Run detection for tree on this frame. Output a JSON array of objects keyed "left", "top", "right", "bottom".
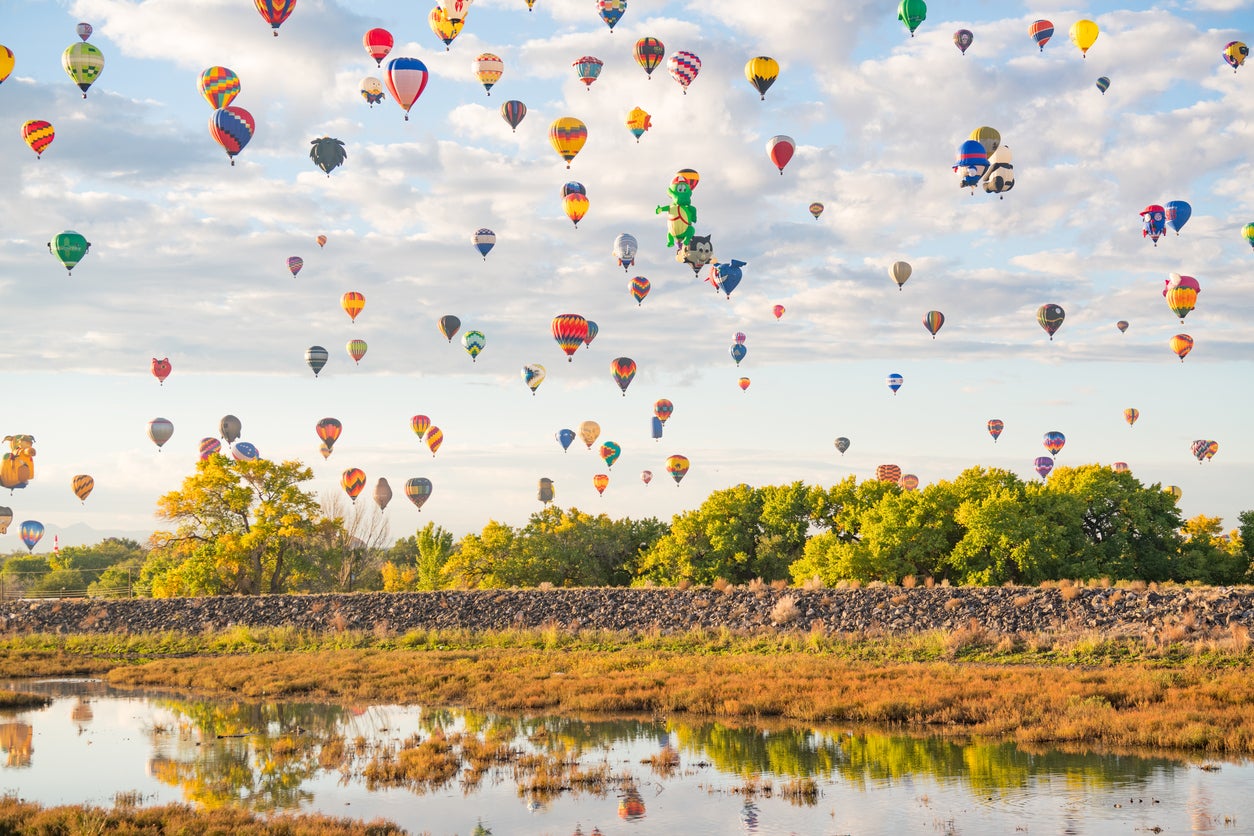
[
  {"left": 143, "top": 457, "right": 324, "bottom": 596},
  {"left": 305, "top": 493, "right": 391, "bottom": 592},
  {"left": 637, "top": 484, "right": 763, "bottom": 585},
  {"left": 382, "top": 522, "right": 456, "bottom": 591},
  {"left": 1176, "top": 514, "right": 1249, "bottom": 584}
]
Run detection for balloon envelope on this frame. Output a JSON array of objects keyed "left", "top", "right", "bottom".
[
  {"left": 19, "top": 520, "right": 44, "bottom": 552},
  {"left": 374, "top": 478, "right": 393, "bottom": 510},
  {"left": 744, "top": 56, "right": 779, "bottom": 99},
  {"left": 147, "top": 418, "right": 174, "bottom": 449},
  {"left": 199, "top": 66, "right": 240, "bottom": 109},
  {"left": 405, "top": 477, "right": 433, "bottom": 509},
  {"left": 62, "top": 42, "right": 104, "bottom": 96},
  {"left": 766, "top": 135, "right": 795, "bottom": 173},
  {"left": 384, "top": 57, "right": 430, "bottom": 120}
]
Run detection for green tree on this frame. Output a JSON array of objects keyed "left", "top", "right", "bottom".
[
  {"left": 142, "top": 457, "right": 324, "bottom": 596},
  {"left": 1176, "top": 514, "right": 1249, "bottom": 584},
  {"left": 444, "top": 520, "right": 519, "bottom": 588},
  {"left": 382, "top": 522, "right": 457, "bottom": 591},
  {"left": 637, "top": 484, "right": 764, "bottom": 585}
]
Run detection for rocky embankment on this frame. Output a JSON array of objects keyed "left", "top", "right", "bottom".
[{"left": 1, "top": 585, "right": 1251, "bottom": 639}]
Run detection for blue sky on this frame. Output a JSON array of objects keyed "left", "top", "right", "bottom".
[{"left": 1, "top": 0, "right": 1252, "bottom": 548}]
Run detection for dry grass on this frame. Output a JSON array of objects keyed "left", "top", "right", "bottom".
[
  {"left": 676, "top": 579, "right": 692, "bottom": 591},
  {"left": 747, "top": 578, "right": 767, "bottom": 597},
  {"left": 1013, "top": 595, "right": 1032, "bottom": 608},
  {"left": 771, "top": 579, "right": 790, "bottom": 591},
  {"left": 780, "top": 777, "right": 820, "bottom": 806},
  {"left": 890, "top": 594, "right": 908, "bottom": 606},
  {"left": 901, "top": 575, "right": 918, "bottom": 589},
  {"left": 944, "top": 598, "right": 963, "bottom": 612},
  {"left": 644, "top": 745, "right": 680, "bottom": 777},
  {"left": 712, "top": 577, "right": 731, "bottom": 593},
  {"left": 770, "top": 595, "right": 800, "bottom": 625},
  {"left": 1059, "top": 580, "right": 1081, "bottom": 601}
]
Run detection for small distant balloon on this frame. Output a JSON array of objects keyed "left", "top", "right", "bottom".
[
  {"left": 889, "top": 261, "right": 911, "bottom": 290},
  {"left": 1043, "top": 431, "right": 1066, "bottom": 457},
  {"left": 1170, "top": 333, "right": 1193, "bottom": 362},
  {"left": 556, "top": 428, "right": 576, "bottom": 451},
  {"left": 1037, "top": 304, "right": 1065, "bottom": 340},
  {"left": 1116, "top": 320, "right": 1129, "bottom": 333},
  {"left": 922, "top": 310, "right": 944, "bottom": 338},
  {"left": 1096, "top": 76, "right": 1110, "bottom": 94},
  {"left": 808, "top": 202, "right": 824, "bottom": 220},
  {"left": 1033, "top": 456, "right": 1054, "bottom": 480},
  {"left": 306, "top": 345, "right": 329, "bottom": 377},
  {"left": 76, "top": 22, "right": 93, "bottom": 41},
  {"left": 287, "top": 256, "right": 303, "bottom": 277},
  {"left": 147, "top": 418, "right": 173, "bottom": 450},
  {"left": 199, "top": 438, "right": 222, "bottom": 460},
  {"left": 834, "top": 437, "right": 850, "bottom": 455},
  {"left": 666, "top": 454, "right": 689, "bottom": 485},
  {"left": 374, "top": 478, "right": 393, "bottom": 510},
  {"left": 766, "top": 135, "right": 795, "bottom": 174},
  {"left": 953, "top": 29, "right": 973, "bottom": 54},
  {"left": 593, "top": 473, "right": 610, "bottom": 496},
  {"left": 1124, "top": 408, "right": 1139, "bottom": 427},
  {"left": 738, "top": 377, "right": 750, "bottom": 392},
  {"left": 439, "top": 314, "right": 461, "bottom": 342},
  {"left": 744, "top": 56, "right": 778, "bottom": 100},
  {"left": 988, "top": 419, "right": 1004, "bottom": 442},
  {"left": 887, "top": 373, "right": 903, "bottom": 394}
]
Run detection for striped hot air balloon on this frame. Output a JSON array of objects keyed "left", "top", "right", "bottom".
[
  {"left": 255, "top": 0, "right": 296, "bottom": 36},
  {"left": 341, "top": 468, "right": 366, "bottom": 502},
  {"left": 198, "top": 66, "right": 240, "bottom": 109},
  {"left": 209, "top": 106, "right": 254, "bottom": 165},
  {"left": 342, "top": 291, "right": 365, "bottom": 322},
  {"left": 71, "top": 475, "right": 94, "bottom": 503},
  {"left": 21, "top": 120, "right": 55, "bottom": 158},
  {"left": 634, "top": 37, "right": 665, "bottom": 78},
  {"left": 405, "top": 477, "right": 433, "bottom": 510},
  {"left": 610, "top": 357, "right": 636, "bottom": 396},
  {"left": 384, "top": 57, "right": 429, "bottom": 121},
  {"left": 552, "top": 314, "right": 589, "bottom": 361},
  {"left": 630, "top": 276, "right": 650, "bottom": 305}
]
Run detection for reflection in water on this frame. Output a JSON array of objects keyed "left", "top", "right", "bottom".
[{"left": 0, "top": 722, "right": 32, "bottom": 767}]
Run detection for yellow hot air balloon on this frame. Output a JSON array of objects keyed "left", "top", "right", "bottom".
[
  {"left": 625, "top": 106, "right": 652, "bottom": 142},
  {"left": 0, "top": 45, "right": 14, "bottom": 85},
  {"left": 744, "top": 56, "right": 779, "bottom": 100},
  {"left": 579, "top": 420, "right": 601, "bottom": 449},
  {"left": 968, "top": 126, "right": 1000, "bottom": 157},
  {"left": 563, "top": 192, "right": 589, "bottom": 227},
  {"left": 1069, "top": 20, "right": 1099, "bottom": 58},
  {"left": 473, "top": 53, "right": 503, "bottom": 95},
  {"left": 428, "top": 7, "right": 464, "bottom": 50},
  {"left": 342, "top": 291, "right": 365, "bottom": 322},
  {"left": 548, "top": 117, "right": 588, "bottom": 169},
  {"left": 71, "top": 474, "right": 94, "bottom": 503}
]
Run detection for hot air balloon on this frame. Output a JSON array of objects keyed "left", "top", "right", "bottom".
[
  {"left": 287, "top": 256, "right": 303, "bottom": 277},
  {"left": 579, "top": 420, "right": 601, "bottom": 449},
  {"left": 899, "top": 474, "right": 920, "bottom": 492},
  {"left": 209, "top": 106, "right": 254, "bottom": 165},
  {"left": 613, "top": 233, "right": 638, "bottom": 269},
  {"left": 773, "top": 304, "right": 786, "bottom": 320},
  {"left": 887, "top": 373, "right": 903, "bottom": 394},
  {"left": 593, "top": 474, "right": 610, "bottom": 496},
  {"left": 954, "top": 140, "right": 989, "bottom": 191},
  {"left": 346, "top": 339, "right": 367, "bottom": 364},
  {"left": 556, "top": 428, "right": 576, "bottom": 451},
  {"left": 897, "top": 0, "right": 926, "bottom": 36},
  {"left": 982, "top": 145, "right": 1014, "bottom": 198},
  {"left": 1123, "top": 408, "right": 1139, "bottom": 427},
  {"left": 1043, "top": 431, "right": 1065, "bottom": 457},
  {"left": 552, "top": 314, "right": 590, "bottom": 361},
  {"left": 1029, "top": 20, "right": 1054, "bottom": 52},
  {"left": 471, "top": 228, "right": 496, "bottom": 260},
  {"left": 151, "top": 357, "right": 171, "bottom": 385},
  {"left": 220, "top": 415, "right": 242, "bottom": 443},
  {"left": 76, "top": 23, "right": 93, "bottom": 41},
  {"left": 585, "top": 320, "right": 599, "bottom": 347},
  {"left": 626, "top": 106, "right": 652, "bottom": 141},
  {"left": 766, "top": 135, "right": 795, "bottom": 174},
  {"left": 500, "top": 100, "right": 526, "bottom": 132},
  {"left": 1037, "top": 304, "right": 1065, "bottom": 340},
  {"left": 667, "top": 50, "right": 700, "bottom": 93},
  {"left": 666, "top": 455, "right": 689, "bottom": 485},
  {"left": 63, "top": 42, "right": 104, "bottom": 97},
  {"left": 968, "top": 126, "right": 1000, "bottom": 157},
  {"left": 611, "top": 357, "right": 636, "bottom": 396},
  {"left": 630, "top": 276, "right": 650, "bottom": 305},
  {"left": 22, "top": 120, "right": 54, "bottom": 159},
  {"left": 404, "top": 477, "right": 433, "bottom": 510},
  {"left": 71, "top": 474, "right": 94, "bottom": 503},
  {"left": 563, "top": 192, "right": 589, "bottom": 227},
  {"left": 651, "top": 416, "right": 663, "bottom": 441},
  {"left": 1165, "top": 201, "right": 1191, "bottom": 235},
  {"left": 889, "top": 260, "right": 911, "bottom": 290},
  {"left": 306, "top": 345, "right": 329, "bottom": 377},
  {"left": 319, "top": 442, "right": 332, "bottom": 460},
  {"left": 1191, "top": 439, "right": 1209, "bottom": 463},
  {"left": 426, "top": 427, "right": 444, "bottom": 457},
  {"left": 385, "top": 57, "right": 429, "bottom": 121},
  {"left": 549, "top": 117, "right": 588, "bottom": 168},
  {"left": 1170, "top": 333, "right": 1193, "bottom": 362},
  {"left": 1033, "top": 456, "right": 1053, "bottom": 480},
  {"left": 316, "top": 235, "right": 327, "bottom": 248},
  {"left": 954, "top": 29, "right": 974, "bottom": 54},
  {"left": 342, "top": 291, "right": 365, "bottom": 322},
  {"left": 48, "top": 232, "right": 90, "bottom": 274},
  {"left": 474, "top": 53, "right": 503, "bottom": 95},
  {"left": 309, "top": 137, "right": 347, "bottom": 176},
  {"left": 461, "top": 330, "right": 485, "bottom": 362},
  {"left": 1224, "top": 41, "right": 1249, "bottom": 71},
  {"left": 876, "top": 464, "right": 902, "bottom": 483},
  {"left": 654, "top": 399, "right": 673, "bottom": 424},
  {"left": 1164, "top": 273, "right": 1199, "bottom": 321},
  {"left": 538, "top": 478, "right": 555, "bottom": 505},
  {"left": 808, "top": 203, "right": 824, "bottom": 220},
  {"left": 730, "top": 343, "right": 747, "bottom": 366},
  {"left": 439, "top": 315, "right": 461, "bottom": 342},
  {"left": 0, "top": 507, "right": 12, "bottom": 534},
  {"left": 1096, "top": 76, "right": 1110, "bottom": 94},
  {"left": 1111, "top": 462, "right": 1129, "bottom": 473},
  {"left": 19, "top": 520, "right": 43, "bottom": 552},
  {"left": 374, "top": 478, "right": 393, "bottom": 510},
  {"left": 1165, "top": 485, "right": 1182, "bottom": 500},
  {"left": 427, "top": 6, "right": 464, "bottom": 50},
  {"left": 573, "top": 56, "right": 604, "bottom": 89},
  {"left": 522, "top": 364, "right": 545, "bottom": 395},
  {"left": 148, "top": 418, "right": 174, "bottom": 450},
  {"left": 738, "top": 377, "right": 751, "bottom": 392},
  {"left": 1245, "top": 223, "right": 1254, "bottom": 250},
  {"left": 316, "top": 418, "right": 342, "bottom": 452},
  {"left": 255, "top": 0, "right": 296, "bottom": 35},
  {"left": 988, "top": 419, "right": 1004, "bottom": 442},
  {"left": 745, "top": 56, "right": 778, "bottom": 100},
  {"left": 363, "top": 28, "right": 393, "bottom": 67},
  {"left": 411, "top": 415, "right": 431, "bottom": 438},
  {"left": 627, "top": 37, "right": 664, "bottom": 81},
  {"left": 922, "top": 311, "right": 945, "bottom": 338},
  {"left": 597, "top": 0, "right": 625, "bottom": 30},
  {"left": 600, "top": 441, "right": 621, "bottom": 468},
  {"left": 1069, "top": 20, "right": 1099, "bottom": 58},
  {"left": 199, "top": 66, "right": 240, "bottom": 109},
  {"left": 734, "top": 331, "right": 747, "bottom": 344},
  {"left": 231, "top": 442, "right": 259, "bottom": 461},
  {"left": 0, "top": 46, "right": 12, "bottom": 87},
  {"left": 1141, "top": 205, "right": 1166, "bottom": 245},
  {"left": 561, "top": 181, "right": 586, "bottom": 198},
  {"left": 641, "top": 470, "right": 653, "bottom": 485},
  {"left": 823, "top": 437, "right": 849, "bottom": 458},
  {"left": 341, "top": 468, "right": 366, "bottom": 502}
]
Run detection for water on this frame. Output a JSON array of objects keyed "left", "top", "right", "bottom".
[{"left": 0, "top": 679, "right": 1249, "bottom": 835}]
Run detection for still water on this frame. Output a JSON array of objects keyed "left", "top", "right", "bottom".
[{"left": 0, "top": 679, "right": 1248, "bottom": 835}]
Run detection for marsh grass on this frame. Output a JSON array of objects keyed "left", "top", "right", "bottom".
[{"left": 0, "top": 690, "right": 51, "bottom": 710}]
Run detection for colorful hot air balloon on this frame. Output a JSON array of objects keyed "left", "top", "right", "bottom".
[
  {"left": 500, "top": 100, "right": 526, "bottom": 132},
  {"left": 641, "top": 470, "right": 653, "bottom": 485},
  {"left": 738, "top": 377, "right": 751, "bottom": 392},
  {"left": 346, "top": 338, "right": 367, "bottom": 364},
  {"left": 1096, "top": 76, "right": 1110, "bottom": 94},
  {"left": 549, "top": 117, "right": 588, "bottom": 168},
  {"left": 1165, "top": 201, "right": 1191, "bottom": 235},
  {"left": 773, "top": 304, "right": 786, "bottom": 319},
  {"left": 563, "top": 192, "right": 589, "bottom": 227},
  {"left": 438, "top": 0, "right": 473, "bottom": 24},
  {"left": 405, "top": 477, "right": 433, "bottom": 510},
  {"left": 306, "top": 345, "right": 329, "bottom": 377},
  {"left": 1165, "top": 485, "right": 1182, "bottom": 500},
  {"left": 1141, "top": 205, "right": 1166, "bottom": 245},
  {"left": 231, "top": 442, "right": 259, "bottom": 462},
  {"left": 556, "top": 428, "right": 576, "bottom": 451},
  {"left": 428, "top": 6, "right": 464, "bottom": 50},
  {"left": 209, "top": 106, "right": 254, "bottom": 165},
  {"left": 287, "top": 256, "right": 303, "bottom": 277},
  {"left": 1037, "top": 304, "right": 1065, "bottom": 340},
  {"left": 954, "top": 139, "right": 990, "bottom": 191},
  {"left": 76, "top": 23, "right": 93, "bottom": 41},
  {"left": 316, "top": 417, "right": 342, "bottom": 451},
  {"left": 593, "top": 473, "right": 610, "bottom": 496},
  {"left": 654, "top": 399, "right": 674, "bottom": 423},
  {"left": 385, "top": 57, "right": 429, "bottom": 121},
  {"left": 461, "top": 330, "right": 486, "bottom": 362},
  {"left": 309, "top": 136, "right": 347, "bottom": 175},
  {"left": 954, "top": 29, "right": 974, "bottom": 54},
  {"left": 19, "top": 520, "right": 44, "bottom": 553},
  {"left": 632, "top": 37, "right": 666, "bottom": 80},
  {"left": 1224, "top": 41, "right": 1249, "bottom": 71},
  {"left": 875, "top": 464, "right": 902, "bottom": 483},
  {"left": 899, "top": 474, "right": 920, "bottom": 491},
  {"left": 342, "top": 291, "right": 365, "bottom": 322},
  {"left": 426, "top": 427, "right": 444, "bottom": 456},
  {"left": 573, "top": 56, "right": 604, "bottom": 89},
  {"left": 48, "top": 232, "right": 90, "bottom": 274},
  {"left": 1111, "top": 462, "right": 1129, "bottom": 473},
  {"left": 578, "top": 421, "right": 603, "bottom": 451},
  {"left": 1029, "top": 19, "right": 1054, "bottom": 52},
  {"left": 439, "top": 315, "right": 461, "bottom": 342},
  {"left": 922, "top": 311, "right": 945, "bottom": 338},
  {"left": 71, "top": 474, "right": 94, "bottom": 503},
  {"left": 1070, "top": 20, "right": 1099, "bottom": 57},
  {"left": 1124, "top": 408, "right": 1139, "bottom": 427},
  {"left": 597, "top": 0, "right": 626, "bottom": 30},
  {"left": 20, "top": 120, "right": 53, "bottom": 160},
  {"left": 968, "top": 126, "right": 1000, "bottom": 157},
  {"left": 745, "top": 56, "right": 778, "bottom": 100},
  {"left": 364, "top": 28, "right": 393, "bottom": 66},
  {"left": 374, "top": 478, "right": 393, "bottom": 510},
  {"left": 1033, "top": 456, "right": 1053, "bottom": 479},
  {"left": 1117, "top": 320, "right": 1129, "bottom": 333},
  {"left": 610, "top": 357, "right": 637, "bottom": 396},
  {"left": 220, "top": 415, "right": 242, "bottom": 443},
  {"left": 626, "top": 106, "right": 652, "bottom": 141},
  {"left": 988, "top": 419, "right": 1004, "bottom": 442},
  {"left": 1043, "top": 431, "right": 1065, "bottom": 457},
  {"left": 199, "top": 66, "right": 240, "bottom": 109},
  {"left": 889, "top": 261, "right": 911, "bottom": 290},
  {"left": 1170, "top": 333, "right": 1193, "bottom": 362},
  {"left": 730, "top": 344, "right": 747, "bottom": 366},
  {"left": 474, "top": 53, "right": 504, "bottom": 95},
  {"left": 897, "top": 0, "right": 926, "bottom": 36},
  {"left": 472, "top": 228, "right": 496, "bottom": 259},
  {"left": 808, "top": 202, "right": 824, "bottom": 220},
  {"left": 198, "top": 438, "right": 222, "bottom": 460},
  {"left": 148, "top": 418, "right": 174, "bottom": 450},
  {"left": 537, "top": 478, "right": 555, "bottom": 505},
  {"left": 411, "top": 415, "right": 431, "bottom": 438},
  {"left": 552, "top": 314, "right": 589, "bottom": 361},
  {"left": 667, "top": 50, "right": 700, "bottom": 93},
  {"left": 666, "top": 455, "right": 689, "bottom": 485},
  {"left": 0, "top": 508, "right": 11, "bottom": 535},
  {"left": 341, "top": 468, "right": 366, "bottom": 502},
  {"left": 255, "top": 0, "right": 296, "bottom": 35},
  {"left": 584, "top": 320, "right": 598, "bottom": 347},
  {"left": 834, "top": 437, "right": 850, "bottom": 455},
  {"left": 151, "top": 357, "right": 171, "bottom": 385},
  {"left": 613, "top": 233, "right": 638, "bottom": 269},
  {"left": 1244, "top": 223, "right": 1254, "bottom": 250},
  {"left": 316, "top": 235, "right": 327, "bottom": 248},
  {"left": 600, "top": 441, "right": 621, "bottom": 468},
  {"left": 733, "top": 331, "right": 747, "bottom": 345},
  {"left": 521, "top": 363, "right": 545, "bottom": 395},
  {"left": 766, "top": 135, "right": 795, "bottom": 174},
  {"left": 630, "top": 276, "right": 650, "bottom": 305},
  {"left": 63, "top": 42, "right": 104, "bottom": 97},
  {"left": 1164, "top": 273, "right": 1199, "bottom": 321},
  {"left": 887, "top": 373, "right": 903, "bottom": 394}
]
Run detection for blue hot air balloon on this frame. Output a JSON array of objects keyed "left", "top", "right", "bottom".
[
  {"left": 730, "top": 343, "right": 747, "bottom": 366},
  {"left": 19, "top": 520, "right": 44, "bottom": 552},
  {"left": 1165, "top": 200, "right": 1191, "bottom": 236},
  {"left": 887, "top": 373, "right": 904, "bottom": 394},
  {"left": 472, "top": 228, "right": 496, "bottom": 259},
  {"left": 651, "top": 416, "right": 664, "bottom": 440},
  {"left": 556, "top": 428, "right": 576, "bottom": 451}
]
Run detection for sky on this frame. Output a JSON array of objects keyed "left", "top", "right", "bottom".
[{"left": 1, "top": 0, "right": 1252, "bottom": 549}]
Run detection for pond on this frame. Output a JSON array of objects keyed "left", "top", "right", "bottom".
[{"left": 0, "top": 679, "right": 1247, "bottom": 835}]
